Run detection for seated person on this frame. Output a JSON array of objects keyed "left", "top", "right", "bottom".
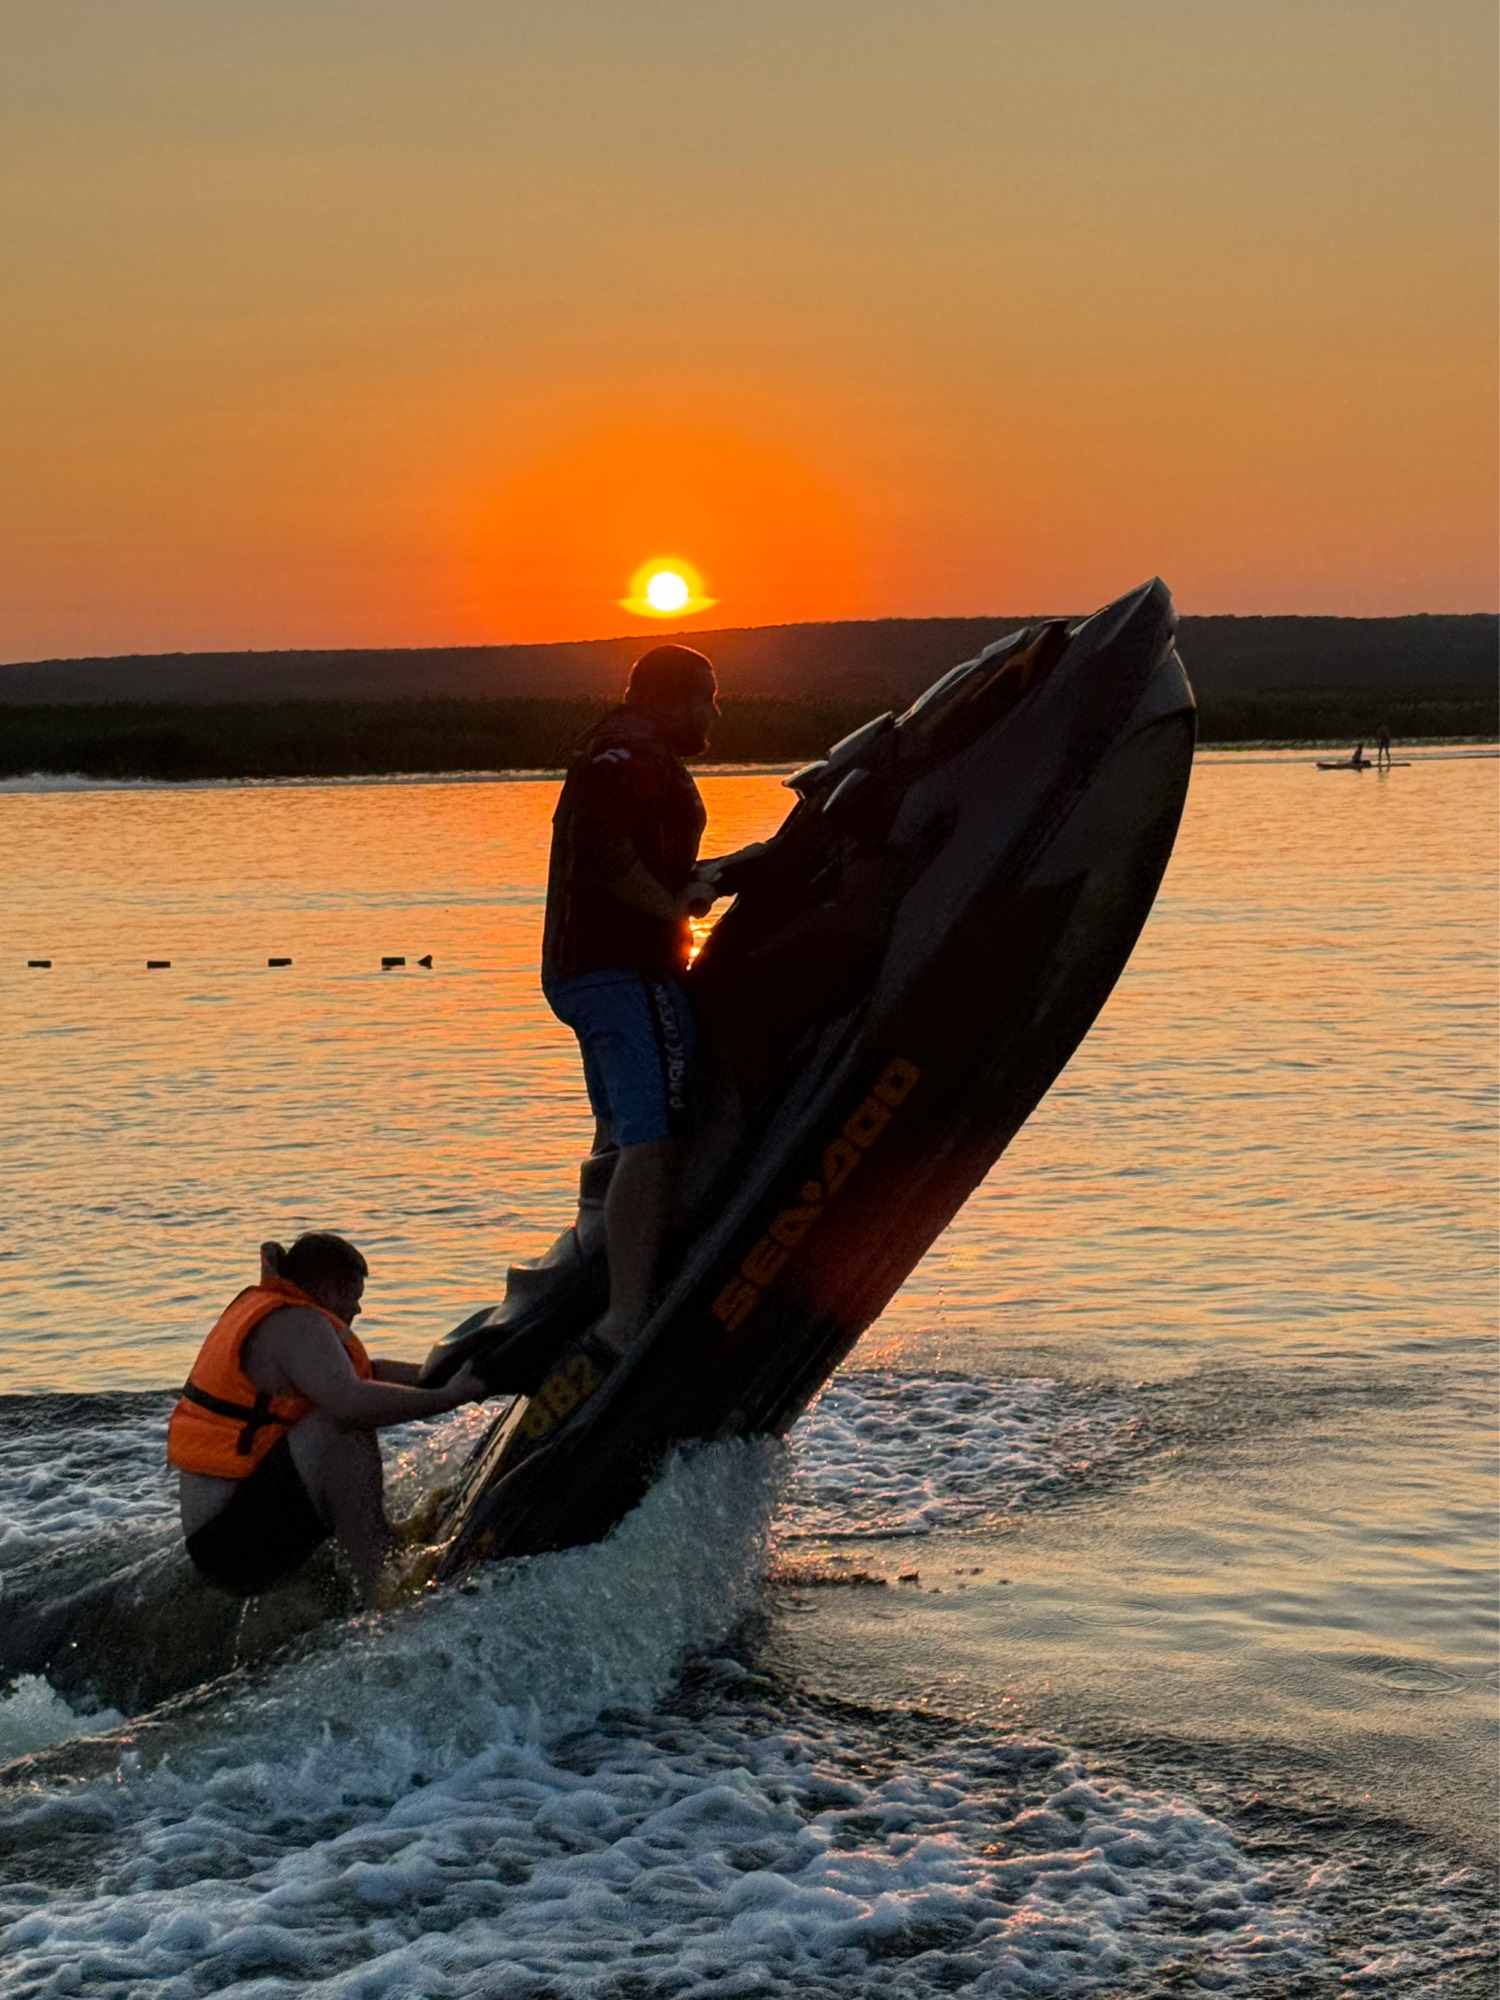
[{"left": 168, "top": 1231, "right": 488, "bottom": 1604}]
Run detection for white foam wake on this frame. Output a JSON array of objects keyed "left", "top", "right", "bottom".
[
  {"left": 0, "top": 1415, "right": 1481, "bottom": 1995},
  {"left": 3, "top": 1669, "right": 1320, "bottom": 1996},
  {"left": 0, "top": 1675, "right": 124, "bottom": 1761},
  {"left": 783, "top": 1372, "right": 1140, "bottom": 1539},
  {"left": 0, "top": 1397, "right": 177, "bottom": 1568}
]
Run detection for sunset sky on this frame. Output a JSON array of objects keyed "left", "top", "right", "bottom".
[{"left": 1, "top": 1, "right": 1494, "bottom": 663}]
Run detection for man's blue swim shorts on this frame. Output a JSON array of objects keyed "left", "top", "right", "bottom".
[{"left": 544, "top": 970, "right": 697, "bottom": 1148}]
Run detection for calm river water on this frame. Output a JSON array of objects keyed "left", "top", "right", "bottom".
[{"left": 0, "top": 752, "right": 1494, "bottom": 1997}]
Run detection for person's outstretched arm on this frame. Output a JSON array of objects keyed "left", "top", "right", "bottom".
[
  {"left": 370, "top": 1358, "right": 425, "bottom": 1385},
  {"left": 258, "top": 1311, "right": 487, "bottom": 1427}
]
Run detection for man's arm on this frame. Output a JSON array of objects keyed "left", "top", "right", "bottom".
[
  {"left": 258, "top": 1311, "right": 483, "bottom": 1426},
  {"left": 604, "top": 849, "right": 685, "bottom": 922},
  {"left": 370, "top": 1358, "right": 424, "bottom": 1385}
]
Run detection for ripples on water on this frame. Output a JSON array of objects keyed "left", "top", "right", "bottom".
[
  {"left": 1, "top": 1399, "right": 1492, "bottom": 1996},
  {"left": 0, "top": 753, "right": 1495, "bottom": 1994}
]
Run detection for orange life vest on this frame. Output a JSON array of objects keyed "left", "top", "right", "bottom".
[{"left": 167, "top": 1275, "right": 373, "bottom": 1478}]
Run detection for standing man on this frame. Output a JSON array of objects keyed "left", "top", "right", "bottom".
[{"left": 542, "top": 644, "right": 721, "bottom": 1357}]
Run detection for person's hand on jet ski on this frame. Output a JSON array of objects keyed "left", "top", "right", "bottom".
[
  {"left": 688, "top": 841, "right": 779, "bottom": 911},
  {"left": 606, "top": 860, "right": 751, "bottom": 921}
]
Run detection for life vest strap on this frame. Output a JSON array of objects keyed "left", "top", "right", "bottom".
[{"left": 178, "top": 1380, "right": 283, "bottom": 1457}]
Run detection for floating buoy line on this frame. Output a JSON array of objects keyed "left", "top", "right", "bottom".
[{"left": 21, "top": 953, "right": 436, "bottom": 971}]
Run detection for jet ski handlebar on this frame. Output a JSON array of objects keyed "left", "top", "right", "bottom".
[{"left": 699, "top": 842, "right": 777, "bottom": 896}]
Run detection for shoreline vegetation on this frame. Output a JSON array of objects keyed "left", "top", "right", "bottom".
[{"left": 1, "top": 691, "right": 1495, "bottom": 782}]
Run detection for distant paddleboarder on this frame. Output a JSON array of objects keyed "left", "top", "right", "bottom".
[
  {"left": 168, "top": 1233, "right": 490, "bottom": 1604},
  {"left": 1376, "top": 724, "right": 1392, "bottom": 769}
]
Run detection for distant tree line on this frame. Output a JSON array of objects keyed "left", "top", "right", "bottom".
[
  {"left": 0, "top": 699, "right": 864, "bottom": 781},
  {"left": 0, "top": 689, "right": 1493, "bottom": 782},
  {"left": 1, "top": 611, "right": 1493, "bottom": 707}
]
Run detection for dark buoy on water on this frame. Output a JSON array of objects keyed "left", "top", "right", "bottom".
[
  {"left": 381, "top": 955, "right": 405, "bottom": 969},
  {"left": 418, "top": 954, "right": 433, "bottom": 969},
  {"left": 268, "top": 957, "right": 292, "bottom": 967}
]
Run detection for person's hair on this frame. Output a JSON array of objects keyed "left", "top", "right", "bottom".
[
  {"left": 277, "top": 1232, "right": 368, "bottom": 1292},
  {"left": 625, "top": 644, "right": 714, "bottom": 709}
]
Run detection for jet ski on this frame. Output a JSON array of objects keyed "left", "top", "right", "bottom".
[{"left": 421, "top": 578, "right": 1197, "bottom": 1572}]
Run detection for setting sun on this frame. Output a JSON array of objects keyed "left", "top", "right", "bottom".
[
  {"left": 620, "top": 556, "right": 717, "bottom": 621},
  {"left": 645, "top": 570, "right": 689, "bottom": 613}
]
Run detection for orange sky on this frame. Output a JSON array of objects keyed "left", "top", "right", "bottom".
[{"left": 0, "top": 1, "right": 1495, "bottom": 663}]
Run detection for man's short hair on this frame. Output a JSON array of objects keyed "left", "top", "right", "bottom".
[
  {"left": 625, "top": 644, "right": 714, "bottom": 708},
  {"left": 279, "top": 1232, "right": 368, "bottom": 1292}
]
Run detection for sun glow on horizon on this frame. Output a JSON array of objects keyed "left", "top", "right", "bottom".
[
  {"left": 645, "top": 569, "right": 689, "bottom": 612},
  {"left": 620, "top": 556, "right": 717, "bottom": 621}
]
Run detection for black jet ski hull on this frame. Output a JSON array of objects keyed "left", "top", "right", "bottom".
[{"left": 430, "top": 580, "right": 1196, "bottom": 1570}]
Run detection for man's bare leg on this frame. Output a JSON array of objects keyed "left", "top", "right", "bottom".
[
  {"left": 289, "top": 1415, "right": 392, "bottom": 1605},
  {"left": 593, "top": 1137, "right": 673, "bottom": 1354}
]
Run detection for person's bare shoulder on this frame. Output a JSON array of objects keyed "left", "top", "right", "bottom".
[{"left": 243, "top": 1305, "right": 349, "bottom": 1395}]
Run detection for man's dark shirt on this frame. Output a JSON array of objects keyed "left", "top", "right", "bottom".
[{"left": 542, "top": 707, "right": 708, "bottom": 984}]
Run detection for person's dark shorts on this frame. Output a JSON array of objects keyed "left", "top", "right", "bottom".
[
  {"left": 184, "top": 1436, "right": 330, "bottom": 1597},
  {"left": 544, "top": 970, "right": 697, "bottom": 1147}
]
